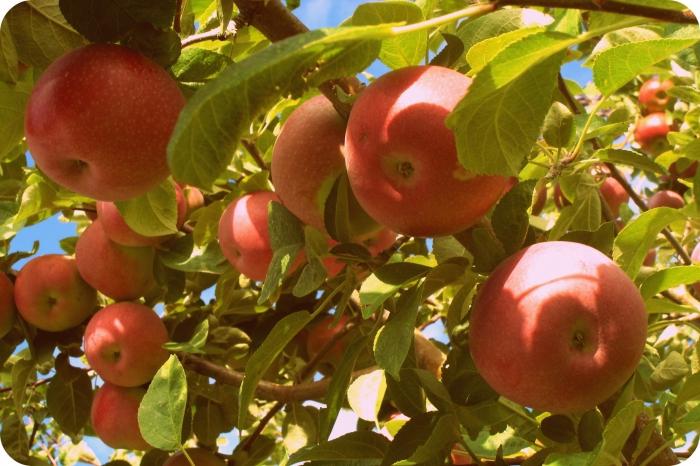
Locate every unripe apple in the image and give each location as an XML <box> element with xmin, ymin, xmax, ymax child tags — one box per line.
<box><xmin>634</xmin><ymin>112</ymin><xmax>670</xmax><ymax>154</ymax></box>
<box><xmin>0</xmin><ymin>273</ymin><xmax>16</xmax><ymax>338</ymax></box>
<box><xmin>84</xmin><ymin>302</ymin><xmax>169</xmax><ymax>387</ymax></box>
<box><xmin>272</xmin><ymin>95</ymin><xmax>378</xmax><ymax>237</ymax></box>
<box><xmin>639</xmin><ymin>78</ymin><xmax>674</xmax><ymax>112</ymax></box>
<box><xmin>469</xmin><ymin>241</ymin><xmax>647</xmax><ymax>413</ymax></box>
<box><xmin>345</xmin><ymin>65</ymin><xmax>511</xmax><ymax>237</ymax></box>
<box><xmin>75</xmin><ymin>221</ymin><xmax>157</xmax><ymax>300</ymax></box>
<box><xmin>305</xmin><ymin>314</ymin><xmax>351</xmax><ymax>367</ymax></box>
<box><xmin>648</xmin><ymin>190</ymin><xmax>684</xmax><ymax>209</ymax></box>
<box><xmin>96</xmin><ymin>183</ymin><xmax>187</xmax><ymax>247</ymax></box>
<box><xmin>599</xmin><ymin>177</ymin><xmax>628</xmax><ymax>218</ymax></box>
<box><xmin>24</xmin><ymin>44</ymin><xmax>185</xmax><ymax>201</ymax></box>
<box><xmin>163</xmin><ymin>448</ymin><xmax>225</xmax><ymax>466</ymax></box>
<box><xmin>14</xmin><ymin>255</ymin><xmax>97</xmax><ymax>332</ymax></box>
<box><xmin>91</xmin><ymin>383</ymin><xmax>150</xmax><ymax>450</ymax></box>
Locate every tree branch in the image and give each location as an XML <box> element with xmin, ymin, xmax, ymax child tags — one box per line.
<box><xmin>497</xmin><ymin>0</ymin><xmax>696</xmax><ymax>24</ymax></box>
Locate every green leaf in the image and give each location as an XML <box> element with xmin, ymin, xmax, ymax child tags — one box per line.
<box><xmin>259</xmin><ymin>202</ymin><xmax>305</xmax><ymax>303</ymax></box>
<box><xmin>289</xmin><ymin>431</ymin><xmax>389</xmax><ymax>464</ymax></box>
<box><xmin>588</xmin><ymin>400</ymin><xmax>644</xmax><ymax>466</ymax></box>
<box><xmin>0</xmin><ymin>78</ymin><xmax>30</xmax><ymax>160</ymax></box>
<box><xmin>238</xmin><ymin>311</ymin><xmax>312</xmax><ymax>427</ymax></box>
<box><xmin>374</xmin><ymin>282</ymin><xmax>423</xmax><ymax>379</ymax></box>
<box><xmin>676</xmin><ymin>403</ymin><xmax>700</xmax><ymax>434</ymax></box>
<box><xmin>59</xmin><ymin>0</ymin><xmax>176</xmax><ymax>42</ymax></box>
<box><xmin>5</xmin><ymin>0</ymin><xmax>87</xmax><ymax>70</ymax></box>
<box><xmin>543</xmin><ymin>452</ymin><xmax>593</xmax><ymax>465</ymax></box>
<box><xmin>11</xmin><ymin>358</ymin><xmax>35</xmax><ymax>415</ymax></box>
<box><xmin>549</xmin><ymin>185</ymin><xmax>601</xmax><ymax>240</ymax></box>
<box><xmin>393</xmin><ymin>414</ymin><xmax>460</xmax><ymax>465</ymax></box>
<box><xmin>0</xmin><ymin>412</ymin><xmax>29</xmax><ymax>463</ymax></box>
<box><xmin>593</xmin><ymin>26</ymin><xmax>700</xmax><ymax>96</ymax></box>
<box><xmin>560</xmin><ymin>222</ymin><xmax>616</xmax><ymax>256</ymax></box>
<box><xmin>650</xmin><ymin>351</ymin><xmax>688</xmax><ymax>391</ymax></box>
<box><xmin>293</xmin><ymin>227</ymin><xmax>329</xmax><ymax>297</ymax></box>
<box><xmin>163</xmin><ymin>319</ymin><xmax>209</xmax><ymax>354</ymax></box>
<box><xmin>543</xmin><ymin>102</ymin><xmax>575</xmax><ymax>148</ymax></box>
<box><xmin>115</xmin><ymin>181</ymin><xmax>179</xmax><ymax>236</ymax></box>
<box><xmin>122</xmin><ymin>25</ymin><xmax>181</xmax><ymax>68</ymax></box>
<box><xmin>46</xmin><ymin>360</ymin><xmax>92</xmax><ymax>437</ymax></box>
<box><xmin>0</xmin><ymin>25</ymin><xmax>19</xmax><ymax>83</ymax></box>
<box><xmin>168</xmin><ymin>26</ymin><xmax>387</xmax><ymax>188</ymax></box>
<box><xmin>159</xmin><ymin>235</ymin><xmax>228</xmax><ymax>274</ymax></box>
<box><xmin>640</xmin><ymin>266</ymin><xmax>700</xmax><ymax>299</ymax></box>
<box><xmin>172</xmin><ymin>47</ymin><xmax>232</xmax><ymax>83</ymax></box>
<box><xmin>492</xmin><ymin>180</ymin><xmax>535</xmax><ymax>254</ymax></box>
<box><xmin>577</xmin><ymin>410</ymin><xmax>604</xmax><ymax>452</ymax></box>
<box><xmin>677</xmin><ymin>371</ymin><xmax>700</xmax><ymax>404</ymax></box>
<box><xmin>352</xmin><ymin>1</ymin><xmax>426</xmax><ymax>69</ymax></box>
<box><xmin>320</xmin><ymin>336</ymin><xmax>368</xmax><ymax>440</ymax></box>
<box><xmin>447</xmin><ymin>33</ymin><xmax>567</xmax><ymax>176</ymax></box>
<box><xmin>192</xmin><ymin>396</ymin><xmax>233</xmax><ymax>447</ymax></box>
<box><xmin>283</xmin><ymin>403</ymin><xmax>317</xmax><ymax>454</ymax></box>
<box><xmin>613</xmin><ymin>207</ymin><xmax>686</xmax><ymax>279</ymax></box>
<box><xmin>347</xmin><ymin>369</ymin><xmax>386</xmax><ymax>422</ymax></box>
<box><xmin>593</xmin><ymin>149</ymin><xmax>665</xmax><ymax>174</ymax></box>
<box><xmin>467</xmin><ymin>27</ymin><xmax>544</xmax><ymax>74</ymax></box>
<box><xmin>138</xmin><ymin>355</ymin><xmax>188</xmax><ymax>451</ymax></box>
<box><xmin>540</xmin><ymin>415</ymin><xmax>576</xmax><ymax>444</ymax></box>
<box><xmin>360</xmin><ymin>262</ymin><xmax>430</xmax><ymax>318</ymax></box>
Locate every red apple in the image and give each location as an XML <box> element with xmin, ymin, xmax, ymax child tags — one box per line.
<box><xmin>163</xmin><ymin>449</ymin><xmax>225</xmax><ymax>466</ymax></box>
<box><xmin>0</xmin><ymin>273</ymin><xmax>16</xmax><ymax>338</ymax></box>
<box><xmin>14</xmin><ymin>255</ymin><xmax>97</xmax><ymax>332</ymax></box>
<box><xmin>599</xmin><ymin>177</ymin><xmax>629</xmax><ymax>218</ymax></box>
<box><xmin>96</xmin><ymin>183</ymin><xmax>187</xmax><ymax>247</ymax></box>
<box><xmin>669</xmin><ymin>160</ymin><xmax>697</xmax><ymax>179</ymax></box>
<box><xmin>345</xmin><ymin>65</ymin><xmax>510</xmax><ymax>237</ymax></box>
<box><xmin>634</xmin><ymin>112</ymin><xmax>670</xmax><ymax>154</ymax></box>
<box><xmin>450</xmin><ymin>445</ymin><xmax>473</xmax><ymax>465</ymax></box>
<box><xmin>84</xmin><ymin>302</ymin><xmax>169</xmax><ymax>387</ymax></box>
<box><xmin>648</xmin><ymin>190</ymin><xmax>684</xmax><ymax>209</ymax></box>
<box><xmin>24</xmin><ymin>44</ymin><xmax>185</xmax><ymax>201</ymax></box>
<box><xmin>91</xmin><ymin>383</ymin><xmax>150</xmax><ymax>450</ymax></box>
<box><xmin>469</xmin><ymin>241</ymin><xmax>647</xmax><ymax>413</ymax></box>
<box><xmin>183</xmin><ymin>185</ymin><xmax>205</xmax><ymax>215</ymax></box>
<box><xmin>643</xmin><ymin>249</ymin><xmax>656</xmax><ymax>267</ymax></box>
<box><xmin>639</xmin><ymin>78</ymin><xmax>674</xmax><ymax>112</ymax></box>
<box><xmin>75</xmin><ymin>221</ymin><xmax>157</xmax><ymax>300</ymax></box>
<box><xmin>691</xmin><ymin>244</ymin><xmax>700</xmax><ymax>295</ymax></box>
<box><xmin>305</xmin><ymin>314</ymin><xmax>351</xmax><ymax>366</ymax></box>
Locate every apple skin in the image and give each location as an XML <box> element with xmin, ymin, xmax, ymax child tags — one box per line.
<box><xmin>634</xmin><ymin>112</ymin><xmax>670</xmax><ymax>154</ymax></box>
<box><xmin>669</xmin><ymin>160</ymin><xmax>697</xmax><ymax>179</ymax></box>
<box><xmin>84</xmin><ymin>302</ymin><xmax>169</xmax><ymax>387</ymax></box>
<box><xmin>14</xmin><ymin>255</ymin><xmax>97</xmax><ymax>332</ymax></box>
<box><xmin>648</xmin><ymin>190</ymin><xmax>684</xmax><ymax>209</ymax></box>
<box><xmin>24</xmin><ymin>44</ymin><xmax>185</xmax><ymax>201</ymax></box>
<box><xmin>218</xmin><ymin>191</ymin><xmax>280</xmax><ymax>281</ymax></box>
<box><xmin>643</xmin><ymin>249</ymin><xmax>656</xmax><ymax>267</ymax></box>
<box><xmin>691</xmin><ymin>244</ymin><xmax>700</xmax><ymax>295</ymax></box>
<box><xmin>97</xmin><ymin>183</ymin><xmax>187</xmax><ymax>247</ymax></box>
<box><xmin>91</xmin><ymin>383</ymin><xmax>150</xmax><ymax>450</ymax></box>
<box><xmin>639</xmin><ymin>78</ymin><xmax>673</xmax><ymax>112</ymax></box>
<box><xmin>183</xmin><ymin>185</ymin><xmax>205</xmax><ymax>215</ymax></box>
<box><xmin>469</xmin><ymin>241</ymin><xmax>647</xmax><ymax>414</ymax></box>
<box><xmin>345</xmin><ymin>65</ymin><xmax>510</xmax><ymax>237</ymax></box>
<box><xmin>450</xmin><ymin>445</ymin><xmax>473</xmax><ymax>465</ymax></box>
<box><xmin>599</xmin><ymin>177</ymin><xmax>628</xmax><ymax>218</ymax></box>
<box><xmin>305</xmin><ymin>314</ymin><xmax>351</xmax><ymax>366</ymax></box>
<box><xmin>75</xmin><ymin>221</ymin><xmax>157</xmax><ymax>300</ymax></box>
<box><xmin>0</xmin><ymin>273</ymin><xmax>16</xmax><ymax>338</ymax></box>
<box><xmin>163</xmin><ymin>448</ymin><xmax>225</xmax><ymax>466</ymax></box>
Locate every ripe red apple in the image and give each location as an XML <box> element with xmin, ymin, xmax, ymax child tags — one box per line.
<box><xmin>669</xmin><ymin>160</ymin><xmax>697</xmax><ymax>179</ymax></box>
<box><xmin>634</xmin><ymin>112</ymin><xmax>670</xmax><ymax>154</ymax></box>
<box><xmin>163</xmin><ymin>449</ymin><xmax>225</xmax><ymax>466</ymax></box>
<box><xmin>639</xmin><ymin>78</ymin><xmax>674</xmax><ymax>112</ymax></box>
<box><xmin>0</xmin><ymin>273</ymin><xmax>16</xmax><ymax>338</ymax></box>
<box><xmin>84</xmin><ymin>302</ymin><xmax>169</xmax><ymax>387</ymax></box>
<box><xmin>272</xmin><ymin>95</ymin><xmax>347</xmax><ymax>232</ymax></box>
<box><xmin>218</xmin><ymin>191</ymin><xmax>280</xmax><ymax>281</ymax></box>
<box><xmin>599</xmin><ymin>177</ymin><xmax>628</xmax><ymax>218</ymax></box>
<box><xmin>91</xmin><ymin>383</ymin><xmax>150</xmax><ymax>450</ymax></box>
<box><xmin>96</xmin><ymin>183</ymin><xmax>187</xmax><ymax>247</ymax></box>
<box><xmin>450</xmin><ymin>445</ymin><xmax>473</xmax><ymax>465</ymax></box>
<box><xmin>691</xmin><ymin>244</ymin><xmax>700</xmax><ymax>295</ymax></box>
<box><xmin>648</xmin><ymin>190</ymin><xmax>684</xmax><ymax>209</ymax></box>
<box><xmin>75</xmin><ymin>221</ymin><xmax>156</xmax><ymax>300</ymax></box>
<box><xmin>14</xmin><ymin>255</ymin><xmax>97</xmax><ymax>332</ymax></box>
<box><xmin>24</xmin><ymin>44</ymin><xmax>185</xmax><ymax>201</ymax></box>
<box><xmin>305</xmin><ymin>314</ymin><xmax>351</xmax><ymax>366</ymax></box>
<box><xmin>182</xmin><ymin>185</ymin><xmax>205</xmax><ymax>215</ymax></box>
<box><xmin>345</xmin><ymin>65</ymin><xmax>510</xmax><ymax>237</ymax></box>
<box><xmin>469</xmin><ymin>241</ymin><xmax>647</xmax><ymax>413</ymax></box>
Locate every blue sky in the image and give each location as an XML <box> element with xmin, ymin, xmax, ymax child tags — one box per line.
<box><xmin>10</xmin><ymin>2</ymin><xmax>594</xmax><ymax>464</ymax></box>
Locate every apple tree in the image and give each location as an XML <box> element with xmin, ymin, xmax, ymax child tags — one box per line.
<box><xmin>0</xmin><ymin>0</ymin><xmax>699</xmax><ymax>465</ymax></box>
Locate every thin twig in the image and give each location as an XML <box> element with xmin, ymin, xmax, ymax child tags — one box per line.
<box><xmin>240</xmin><ymin>139</ymin><xmax>269</xmax><ymax>173</ymax></box>
<box><xmin>174</xmin><ymin>0</ymin><xmax>183</xmax><ymax>34</ymax></box>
